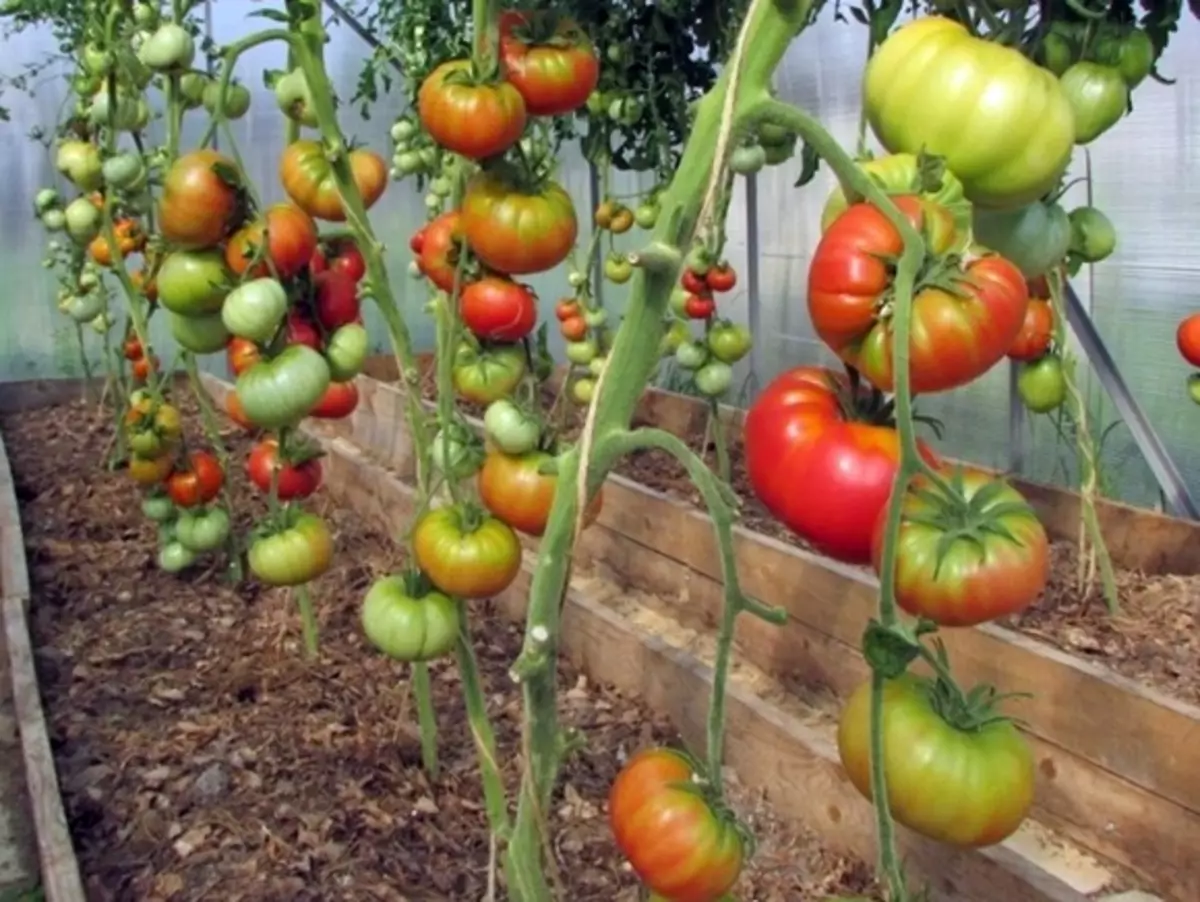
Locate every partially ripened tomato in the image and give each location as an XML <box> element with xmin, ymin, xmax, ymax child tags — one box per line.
<box><xmin>129</xmin><ymin>452</ymin><xmax>174</xmax><ymax>485</ymax></box>
<box><xmin>837</xmin><ymin>674</ymin><xmax>1034</xmax><ymax>847</ymax></box>
<box><xmin>1008</xmin><ymin>298</ymin><xmax>1053</xmax><ymax>361</ymax></box>
<box><xmin>478</xmin><ymin>449</ymin><xmax>602</xmax><ymax>537</ymax></box>
<box><xmin>132</xmin><ymin>354</ymin><xmax>159</xmax><ymax>382</ymax></box>
<box><xmin>411</xmin><ymin>505</ymin><xmax>522</xmax><ymax>599</ymax></box>
<box><xmin>461</xmin><ymin>169</ymin><xmax>577</xmax><ymax>275</ymax></box>
<box><xmin>872</xmin><ymin>466</ymin><xmax>1049</xmax><ymax>626</ymax></box>
<box><xmin>280</xmin><ymin>139</ymin><xmax>387</xmax><ymax>222</ymax></box>
<box><xmin>609</xmin><ymin>748</ymin><xmax>744</xmax><ymax>902</ymax></box>
<box><xmin>452</xmin><ymin>343</ymin><xmax>527</xmax><ymax>405</ymax></box>
<box><xmin>248</xmin><ymin>513</ymin><xmax>333</xmax><ymax>587</ymax></box>
<box><xmin>1177</xmin><ymin>313</ymin><xmax>1200</xmax><ymax>367</ymax></box>
<box><xmin>227</xmin><ymin>337</ymin><xmax>261</xmax><ymax>375</ymax></box>
<box><xmin>158</xmin><ymin>149</ymin><xmax>242</xmax><ymax>248</ymax></box>
<box><xmin>224</xmin><ymin>203</ymin><xmax>318</xmax><ymax>279</ymax></box>
<box><xmin>309</xmin><ymin>380</ymin><xmax>360</xmax><ymax>419</ymax></box>
<box><xmin>864</xmin><ymin>17</ymin><xmax>1074</xmax><ymax>209</ymax></box>
<box><xmin>88</xmin><ymin>218</ymin><xmax>145</xmax><ymax>266</ymax></box>
<box><xmin>246</xmin><ymin>437</ymin><xmax>323</xmax><ymax>500</ymax></box>
<box><xmin>743</xmin><ymin>366</ymin><xmax>938</xmax><ymax>564</ymax></box>
<box><xmin>418</xmin><ymin>211</ymin><xmax>464</xmax><ymax>292</ymax></box>
<box><xmin>460</xmin><ymin>277</ymin><xmax>538</xmax><ymax>342</ymax></box>
<box><xmin>809</xmin><ymin>196</ymin><xmax>1029</xmax><ymax>394</ymax></box>
<box><xmin>498</xmin><ymin>11</ymin><xmax>599</xmax><ymax>117</ymax></box>
<box><xmin>417</xmin><ymin>59</ymin><xmax>527</xmax><ymax>160</ymax></box>
<box><xmin>166</xmin><ymin>450</ymin><xmax>224</xmax><ymax>508</ymax></box>
<box><xmin>225</xmin><ymin>390</ymin><xmax>255</xmax><ymax>430</ymax></box>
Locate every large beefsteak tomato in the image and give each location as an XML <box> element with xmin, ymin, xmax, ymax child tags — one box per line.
<box><xmin>743</xmin><ymin>366</ymin><xmax>937</xmax><ymax>564</ymax></box>
<box><xmin>863</xmin><ymin>16</ymin><xmax>1075</xmax><ymax>209</ymax></box>
<box><xmin>158</xmin><ymin>149</ymin><xmax>242</xmax><ymax>248</ymax></box>
<box><xmin>411</xmin><ymin>505</ymin><xmax>522</xmax><ymax>599</ymax></box>
<box><xmin>279</xmin><ymin>139</ymin><xmax>387</xmax><ymax>222</ymax></box>
<box><xmin>461</xmin><ymin>167</ymin><xmax>577</xmax><ymax>275</ymax></box>
<box><xmin>478</xmin><ymin>449</ymin><xmax>602</xmax><ymax>537</ymax></box>
<box><xmin>460</xmin><ymin>277</ymin><xmax>537</xmax><ymax>342</ymax></box>
<box><xmin>808</xmin><ymin>196</ymin><xmax>1029</xmax><ymax>394</ymax></box>
<box><xmin>224</xmin><ymin>203</ymin><xmax>317</xmax><ymax>279</ymax></box>
<box><xmin>498</xmin><ymin>11</ymin><xmax>599</xmax><ymax>117</ymax></box>
<box><xmin>417</xmin><ymin>59</ymin><xmax>527</xmax><ymax>160</ymax></box>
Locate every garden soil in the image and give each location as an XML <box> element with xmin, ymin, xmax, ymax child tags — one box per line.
<box><xmin>0</xmin><ymin>400</ymin><xmax>877</xmax><ymax>902</ymax></box>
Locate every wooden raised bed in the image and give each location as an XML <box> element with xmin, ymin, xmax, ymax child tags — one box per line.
<box><xmin>280</xmin><ymin>357</ymin><xmax>1200</xmax><ymax>902</ymax></box>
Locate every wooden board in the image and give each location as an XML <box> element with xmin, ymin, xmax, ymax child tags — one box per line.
<box><xmin>0</xmin><ymin>432</ymin><xmax>87</xmax><ymax>902</ymax></box>
<box><xmin>308</xmin><ymin>426</ymin><xmax>1106</xmax><ymax>902</ymax></box>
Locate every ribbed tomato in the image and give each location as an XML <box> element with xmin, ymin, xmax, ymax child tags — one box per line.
<box><xmin>417</xmin><ymin>59</ymin><xmax>527</xmax><ymax>160</ymax></box>
<box><xmin>743</xmin><ymin>366</ymin><xmax>938</xmax><ymax>564</ymax></box>
<box><xmin>498</xmin><ymin>11</ymin><xmax>599</xmax><ymax>117</ymax></box>
<box><xmin>246</xmin><ymin>437</ymin><xmax>323</xmax><ymax>500</ymax></box>
<box><xmin>461</xmin><ymin>169</ymin><xmax>577</xmax><ymax>275</ymax></box>
<box><xmin>158</xmin><ymin>150</ymin><xmax>242</xmax><ymax>248</ymax></box>
<box><xmin>166</xmin><ymin>450</ymin><xmax>224</xmax><ymax>508</ymax></box>
<box><xmin>460</xmin><ymin>277</ymin><xmax>538</xmax><ymax>342</ymax></box>
<box><xmin>313</xmin><ymin>269</ymin><xmax>361</xmax><ymax>330</ymax></box>
<box><xmin>808</xmin><ymin>196</ymin><xmax>1029</xmax><ymax>394</ymax></box>
<box><xmin>225</xmin><ymin>203</ymin><xmax>317</xmax><ymax>279</ymax></box>
<box><xmin>418</xmin><ymin>211</ymin><xmax>464</xmax><ymax>292</ymax></box>
<box><xmin>280</xmin><ymin>139</ymin><xmax>387</xmax><ymax>222</ymax></box>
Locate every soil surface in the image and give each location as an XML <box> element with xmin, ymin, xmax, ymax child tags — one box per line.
<box><xmin>426</xmin><ymin>376</ymin><xmax>1200</xmax><ymax>706</ymax></box>
<box><xmin>1</xmin><ymin>399</ymin><xmax>876</xmax><ymax>902</ymax></box>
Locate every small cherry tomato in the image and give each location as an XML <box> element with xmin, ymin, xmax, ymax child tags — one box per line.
<box><xmin>706</xmin><ymin>263</ymin><xmax>737</xmax><ymax>293</ymax></box>
<box><xmin>560</xmin><ymin>315</ymin><xmax>588</xmax><ymax>342</ymax></box>
<box><xmin>684</xmin><ymin>293</ymin><xmax>716</xmax><ymax>320</ymax></box>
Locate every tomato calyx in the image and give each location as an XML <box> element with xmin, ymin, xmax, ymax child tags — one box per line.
<box><xmin>830</xmin><ymin>366</ymin><xmax>903</xmax><ymax>427</ymax></box>
<box><xmin>502</xmin><ymin>9</ymin><xmax>585</xmax><ymax>47</ymax></box>
<box><xmin>278</xmin><ymin>431</ymin><xmax>325</xmax><ymax>467</ymax></box>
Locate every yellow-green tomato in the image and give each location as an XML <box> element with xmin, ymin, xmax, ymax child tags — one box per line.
<box><xmin>588</xmin><ymin>356</ymin><xmax>606</xmax><ymax>377</ymax></box>
<box><xmin>604</xmin><ymin>255</ymin><xmax>633</xmax><ymax>284</ymax></box>
<box><xmin>158</xmin><ymin>541</ymin><xmax>197</xmax><ymax>573</ymax></box>
<box><xmin>483</xmin><ymin>399</ymin><xmax>541</xmax><ymax>455</ymax></box>
<box><xmin>864</xmin><ymin>17</ymin><xmax>1075</xmax><ymax>209</ymax></box>
<box><xmin>694</xmin><ymin>361</ymin><xmax>733</xmax><ymax>396</ymax></box>
<box><xmin>707</xmin><ymin>322</ymin><xmax>752</xmax><ymax>364</ymax></box>
<box><xmin>56</xmin><ymin>139</ymin><xmax>103</xmax><ymax>190</ymax></box>
<box><xmin>1067</xmin><ymin>206</ymin><xmax>1117</xmax><ymax>263</ymax></box>
<box><xmin>361</xmin><ymin>578</ymin><xmax>460</xmax><ymax>663</ymax></box>
<box><xmin>572</xmin><ymin>377</ymin><xmax>595</xmax><ymax>404</ymax></box>
<box><xmin>1059</xmin><ymin>62</ymin><xmax>1128</xmax><ymax>145</ymax></box>
<box><xmin>565</xmin><ymin>339</ymin><xmax>598</xmax><ymax>366</ymax></box>
<box><xmin>64</xmin><ymin>197</ymin><xmax>101</xmax><ymax>244</ymax></box>
<box><xmin>248</xmin><ymin>514</ymin><xmax>334</xmax><ymax>587</ymax></box>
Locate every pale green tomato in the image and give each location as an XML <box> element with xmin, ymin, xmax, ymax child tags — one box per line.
<box><xmin>674</xmin><ymin>340</ymin><xmax>708</xmax><ymax>370</ymax></box>
<box><xmin>102</xmin><ymin>152</ymin><xmax>147</xmax><ymax>191</ymax></box>
<box><xmin>221</xmin><ymin>278</ymin><xmax>288</xmax><ymax>342</ymax></box>
<box><xmin>34</xmin><ymin>188</ymin><xmax>60</xmax><ymax>214</ymax></box>
<box><xmin>138</xmin><ymin>22</ymin><xmax>195</xmax><ymax>72</ymax></box>
<box><xmin>63</xmin><ymin>292</ymin><xmax>104</xmax><ymax>324</ymax></box>
<box><xmin>1068</xmin><ymin>206</ymin><xmax>1117</xmax><ymax>262</ymax></box>
<box><xmin>566</xmin><ymin>340</ymin><xmax>598</xmax><ymax>365</ymax></box>
<box><xmin>694</xmin><ymin>361</ymin><xmax>733</xmax><ymax>396</ymax></box>
<box><xmin>572</xmin><ymin>378</ymin><xmax>595</xmax><ymax>404</ymax></box>
<box><xmin>55</xmin><ymin>140</ymin><xmax>103</xmax><ymax>190</ymax></box>
<box><xmin>236</xmin><ymin>345</ymin><xmax>331</xmax><ymax>428</ymax></box>
<box><xmin>483</xmin><ymin>399</ymin><xmax>540</xmax><ymax>455</ymax></box>
<box><xmin>361</xmin><ymin>579</ymin><xmax>460</xmax><ymax>663</ymax></box>
<box><xmin>168</xmin><ymin>310</ymin><xmax>231</xmax><ymax>354</ymax></box>
<box><xmin>325</xmin><ymin>323</ymin><xmax>369</xmax><ymax>382</ymax></box>
<box><xmin>158</xmin><ymin>541</ymin><xmax>198</xmax><ymax>573</ymax></box>
<box><xmin>64</xmin><ymin>197</ymin><xmax>101</xmax><ymax>244</ymax></box>
<box><xmin>973</xmin><ymin>201</ymin><xmax>1071</xmax><ymax>279</ymax></box>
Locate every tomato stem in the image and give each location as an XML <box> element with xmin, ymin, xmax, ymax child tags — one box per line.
<box><xmin>411</xmin><ymin>661</ymin><xmax>440</xmax><ymax>779</ymax></box>
<box><xmin>294</xmin><ymin>583</ymin><xmax>320</xmax><ymax>659</ymax></box>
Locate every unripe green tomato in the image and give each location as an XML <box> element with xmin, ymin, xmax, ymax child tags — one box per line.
<box><xmin>586</xmin><ymin>91</ymin><xmax>606</xmax><ymax>115</ymax></box>
<box><xmin>684</xmin><ymin>246</ymin><xmax>711</xmax><ymax>275</ymax></box>
<box><xmin>588</xmin><ymin>356</ymin><xmax>607</xmax><ymax>377</ymax></box>
<box><xmin>567</xmin><ymin>270</ymin><xmax>587</xmax><ymax>288</ymax></box>
<box><xmin>669</xmin><ymin>287</ymin><xmax>690</xmax><ymax>317</ymax></box>
<box><xmin>694</xmin><ymin>360</ymin><xmax>733</xmax><ymax>396</ymax></box>
<box><xmin>675</xmin><ymin>340</ymin><xmax>708</xmax><ymax>370</ymax></box>
<box><xmin>133</xmin><ymin>2</ymin><xmax>159</xmax><ymax>27</ymax></box>
<box><xmin>418</xmin><ymin>147</ymin><xmax>438</xmax><ymax>169</ymax></box>
<box><xmin>729</xmin><ymin>144</ymin><xmax>767</xmax><ymax>175</ymax></box>
<box><xmin>1187</xmin><ymin>373</ymin><xmax>1200</xmax><ymax>406</ymax></box>
<box><xmin>430</xmin><ymin>176</ymin><xmax>452</xmax><ymax>197</ymax></box>
<box><xmin>634</xmin><ymin>203</ymin><xmax>659</xmax><ymax>229</ymax></box>
<box><xmin>41</xmin><ymin>209</ymin><xmax>65</xmax><ymax>231</ymax></box>
<box><xmin>78</xmin><ymin>270</ymin><xmax>99</xmax><ymax>291</ymax></box>
<box><xmin>566</xmin><ymin>339</ymin><xmax>598</xmax><ymax>365</ymax></box>
<box><xmin>1068</xmin><ymin>206</ymin><xmax>1117</xmax><ymax>262</ymax></box>
<box><xmin>572</xmin><ymin>378</ymin><xmax>595</xmax><ymax>404</ymax></box>
<box><xmin>34</xmin><ymin>188</ymin><xmax>60</xmax><ymax>214</ymax></box>
<box><xmin>659</xmin><ymin>319</ymin><xmax>691</xmax><ymax>357</ymax></box>
<box><xmin>391</xmin><ymin>119</ymin><xmax>417</xmax><ymax>142</ymax></box>
<box><xmin>394</xmin><ymin>150</ymin><xmax>423</xmax><ymax>174</ymax></box>
<box><xmin>424</xmin><ymin>193</ymin><xmax>442</xmax><ymax>211</ymax></box>
<box><xmin>584</xmin><ymin>308</ymin><xmax>609</xmax><ymax>328</ymax></box>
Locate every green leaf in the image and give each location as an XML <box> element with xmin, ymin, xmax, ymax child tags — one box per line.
<box><xmin>250</xmin><ymin>8</ymin><xmax>292</xmax><ymax>22</ymax></box>
<box><xmin>792</xmin><ymin>141</ymin><xmax>820</xmax><ymax>187</ymax></box>
<box><xmin>861</xmin><ymin>619</ymin><xmax>922</xmax><ymax>679</ymax></box>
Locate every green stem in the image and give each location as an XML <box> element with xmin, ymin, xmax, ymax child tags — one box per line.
<box><xmin>708</xmin><ymin>398</ymin><xmax>731</xmax><ymax>485</ymax></box>
<box><xmin>73</xmin><ymin>323</ymin><xmax>94</xmax><ymax>392</ymax></box>
<box><xmin>455</xmin><ymin>600</ymin><xmax>511</xmax><ymax>839</ymax></box>
<box><xmin>295</xmin><ymin>583</ymin><xmax>320</xmax><ymax>658</ymax></box>
<box><xmin>411</xmin><ymin>661</ymin><xmax>440</xmax><ymax>778</ymax></box>
<box><xmin>199</xmin><ymin>29</ymin><xmax>295</xmax><ymax>149</ymax></box>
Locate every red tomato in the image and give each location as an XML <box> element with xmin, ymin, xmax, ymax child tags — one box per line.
<box><xmin>224</xmin><ymin>203</ymin><xmax>318</xmax><ymax>279</ymax></box>
<box><xmin>417</xmin><ymin>59</ymin><xmax>527</xmax><ymax>160</ymax></box>
<box><xmin>166</xmin><ymin>450</ymin><xmax>224</xmax><ymax>508</ymax></box>
<box><xmin>123</xmin><ymin>336</ymin><xmax>143</xmax><ymax>361</ymax></box>
<box><xmin>409</xmin><ymin>228</ymin><xmax>426</xmax><ymax>256</ymax></box>
<box><xmin>680</xmin><ymin>269</ymin><xmax>707</xmax><ymax>294</ymax></box>
<box><xmin>313</xmin><ymin>270</ymin><xmax>361</xmax><ymax>331</ymax></box>
<box><xmin>247</xmin><ymin>438</ymin><xmax>323</xmax><ymax>500</ymax></box>
<box><xmin>226</xmin><ymin>337</ymin><xmax>261</xmax><ymax>376</ymax></box>
<box><xmin>871</xmin><ymin>466</ymin><xmax>1049</xmax><ymax>626</ymax></box>
<box><xmin>499</xmin><ymin>11</ymin><xmax>599</xmax><ymax>116</ymax></box>
<box><xmin>1008</xmin><ymin>298</ymin><xmax>1054</xmax><ymax>361</ymax></box>
<box><xmin>808</xmin><ymin>196</ymin><xmax>1029</xmax><ymax>394</ymax></box>
<box><xmin>560</xmin><ymin>315</ymin><xmax>587</xmax><ymax>341</ymax></box>
<box><xmin>310</xmin><ymin>380</ymin><xmax>359</xmax><ymax>419</ymax></box>
<box><xmin>461</xmin><ymin>171</ymin><xmax>577</xmax><ymax>275</ymax></box>
<box><xmin>329</xmin><ymin>240</ymin><xmax>366</xmax><ymax>282</ymax></box>
<box><xmin>555</xmin><ymin>299</ymin><xmax>579</xmax><ymax>321</ymax></box>
<box><xmin>309</xmin><ymin>247</ymin><xmax>328</xmax><ymax>275</ymax></box>
<box><xmin>158</xmin><ymin>150</ymin><xmax>242</xmax><ymax>249</ymax></box>
<box><xmin>609</xmin><ymin>748</ymin><xmax>744</xmax><ymax>902</ymax></box>
<box><xmin>743</xmin><ymin>366</ymin><xmax>938</xmax><ymax>564</ymax></box>
<box><xmin>1177</xmin><ymin>313</ymin><xmax>1200</xmax><ymax>367</ymax></box>
<box><xmin>419</xmin><ymin>211</ymin><xmax>464</xmax><ymax>292</ymax></box>
<box><xmin>286</xmin><ymin>312</ymin><xmax>323</xmax><ymax>350</ymax></box>
<box><xmin>478</xmin><ymin>450</ymin><xmax>602</xmax><ymax>537</ymax></box>
<box><xmin>684</xmin><ymin>293</ymin><xmax>716</xmax><ymax>319</ymax></box>
<box><xmin>132</xmin><ymin>354</ymin><xmax>159</xmax><ymax>382</ymax></box>
<box><xmin>706</xmin><ymin>263</ymin><xmax>737</xmax><ymax>292</ymax></box>
<box><xmin>460</xmin><ymin>277</ymin><xmax>538</xmax><ymax>342</ymax></box>
<box><xmin>225</xmin><ymin>391</ymin><xmax>255</xmax><ymax>430</ymax></box>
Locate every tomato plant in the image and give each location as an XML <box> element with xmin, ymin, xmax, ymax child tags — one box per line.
<box><xmin>460</xmin><ymin>277</ymin><xmax>538</xmax><ymax>342</ymax></box>
<box><xmin>411</xmin><ymin>505</ymin><xmax>522</xmax><ymax>600</ymax></box>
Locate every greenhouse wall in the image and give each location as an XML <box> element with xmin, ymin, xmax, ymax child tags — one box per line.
<box><xmin>2</xmin><ymin>0</ymin><xmax>1198</xmax><ymax>510</ymax></box>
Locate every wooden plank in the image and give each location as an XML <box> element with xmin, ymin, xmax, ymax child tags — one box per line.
<box><xmin>0</xmin><ymin>378</ymin><xmax>96</xmax><ymax>414</ymax></box>
<box><xmin>0</xmin><ymin>432</ymin><xmax>87</xmax><ymax>902</ymax></box>
<box><xmin>573</xmin><ymin>522</ymin><xmax>1200</xmax><ymax>901</ymax></box>
<box><xmin>309</xmin><ymin>427</ymin><xmax>1103</xmax><ymax>902</ymax></box>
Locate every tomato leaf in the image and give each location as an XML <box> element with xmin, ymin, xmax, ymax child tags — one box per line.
<box><xmin>792</xmin><ymin>141</ymin><xmax>820</xmax><ymax>188</ymax></box>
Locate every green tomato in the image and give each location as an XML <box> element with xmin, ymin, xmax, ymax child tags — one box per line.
<box><xmin>361</xmin><ymin>579</ymin><xmax>459</xmax><ymax>663</ymax></box>
<box><xmin>451</xmin><ymin>343</ymin><xmax>526</xmax><ymax>405</ymax></box>
<box><xmin>326</xmin><ymin>323</ymin><xmax>369</xmax><ymax>382</ymax></box>
<box><xmin>757</xmin><ymin>122</ymin><xmax>794</xmax><ymax>147</ymax></box>
<box><xmin>634</xmin><ymin>202</ymin><xmax>659</xmax><ymax>229</ymax></box>
<box><xmin>158</xmin><ymin>541</ymin><xmax>198</xmax><ymax>573</ymax></box>
<box><xmin>157</xmin><ymin>249</ymin><xmax>233</xmax><ymax>316</ymax></box>
<box><xmin>275</xmin><ymin>69</ymin><xmax>317</xmax><ymax>127</ymax></box>
<box><xmin>1038</xmin><ymin>30</ymin><xmax>1075</xmax><ymax>76</ymax></box>
<box><xmin>584</xmin><ymin>308</ymin><xmax>609</xmax><ymax>328</ymax></box>
<box><xmin>694</xmin><ymin>361</ymin><xmax>733</xmax><ymax>397</ymax></box>
<box><xmin>865</xmin><ymin>17</ymin><xmax>1075</xmax><ymax>208</ymax></box>
<box><xmin>141</xmin><ymin>494</ymin><xmax>176</xmax><ymax>522</ymax></box>
<box><xmin>133</xmin><ymin>2</ymin><xmax>159</xmax><ymax>27</ymax></box>
<box><xmin>1068</xmin><ymin>206</ymin><xmax>1117</xmax><ymax>263</ymax></box>
<box><xmin>391</xmin><ymin>119</ymin><xmax>417</xmax><ymax>142</ymax></box>
<box><xmin>430</xmin><ymin>176</ymin><xmax>453</xmax><ymax>197</ymax></box>
<box><xmin>484</xmin><ymin>399</ymin><xmax>541</xmax><ymax>455</ymax></box>
<box><xmin>1113</xmin><ymin>30</ymin><xmax>1155</xmax><ymax>88</ymax></box>
<box><xmin>729</xmin><ymin>144</ymin><xmax>766</xmax><ymax>175</ymax></box>
<box><xmin>64</xmin><ymin>197</ymin><xmax>101</xmax><ymax>244</ymax></box>
<box><xmin>394</xmin><ymin>151</ymin><xmax>423</xmax><ymax>175</ymax></box>
<box><xmin>178</xmin><ymin>72</ymin><xmax>209</xmax><ymax>109</ymax></box>
<box><xmin>567</xmin><ymin>269</ymin><xmax>587</xmax><ymax>288</ymax></box>
<box><xmin>821</xmin><ymin>152</ymin><xmax>972</xmax><ymax>235</ymax></box>
<box><xmin>221</xmin><ymin>277</ymin><xmax>288</xmax><ymax>342</ymax></box>
<box><xmin>761</xmin><ymin>141</ymin><xmax>795</xmax><ymax>166</ymax></box>
<box><xmin>81</xmin><ymin>43</ymin><xmax>111</xmax><ymax>76</ymax></box>
<box><xmin>429</xmin><ymin>426</ymin><xmax>485</xmax><ymax>481</ymax></box>
<box><xmin>587</xmin><ymin>356</ymin><xmax>606</xmax><ymax>377</ymax></box>
<box><xmin>168</xmin><ymin>310</ymin><xmax>230</xmax><ymax>354</ymax></box>
<box><xmin>55</xmin><ymin>140</ymin><xmax>103</xmax><ymax>190</ymax></box>
<box><xmin>89</xmin><ymin>312</ymin><xmax>114</xmax><ymax>334</ymax></box>
<box><xmin>175</xmin><ymin>507</ymin><xmax>231</xmax><ymax>553</ymax></box>
<box><xmin>34</xmin><ymin>188</ymin><xmax>60</xmax><ymax>214</ymax></box>
<box><xmin>88</xmin><ymin>89</ymin><xmax>147</xmax><ymax>132</ymax></box>
<box><xmin>571</xmin><ymin>377</ymin><xmax>595</xmax><ymax>404</ymax></box>
<box><xmin>565</xmin><ymin>339</ymin><xmax>598</xmax><ymax>365</ymax></box>
<box><xmin>248</xmin><ymin>514</ymin><xmax>333</xmax><ymax>587</ymax></box>
<box><xmin>668</xmin><ymin>288</ymin><xmax>690</xmax><ymax>318</ymax></box>
<box><xmin>674</xmin><ymin>340</ymin><xmax>709</xmax><ymax>370</ymax></box>
<box><xmin>63</xmin><ymin>291</ymin><xmax>104</xmax><ymax>324</ymax></box>
<box><xmin>707</xmin><ymin>323</ymin><xmax>752</xmax><ymax>364</ymax></box>
<box><xmin>1187</xmin><ymin>373</ymin><xmax>1200</xmax><ymax>406</ymax></box>
<box><xmin>202</xmin><ymin>80</ymin><xmax>251</xmax><ymax>119</ymax></box>
<box><xmin>41</xmin><ymin>209</ymin><xmax>66</xmax><ymax>231</ymax></box>
<box><xmin>659</xmin><ymin>319</ymin><xmax>691</xmax><ymax>357</ymax></box>
<box><xmin>236</xmin><ymin>344</ymin><xmax>332</xmax><ymax>429</ymax></box>
<box><xmin>604</xmin><ymin>256</ymin><xmax>633</xmax><ymax>284</ymax></box>
<box><xmin>102</xmin><ymin>152</ymin><xmax>147</xmax><ymax>191</ymax></box>
<box><xmin>138</xmin><ymin>22</ymin><xmax>194</xmax><ymax>72</ymax></box>
<box><xmin>972</xmin><ymin>200</ymin><xmax>1071</xmax><ymax>279</ymax></box>
<box><xmin>1059</xmin><ymin>62</ymin><xmax>1128</xmax><ymax>145</ymax></box>
<box><xmin>1018</xmin><ymin>355</ymin><xmax>1067</xmax><ymax>413</ymax></box>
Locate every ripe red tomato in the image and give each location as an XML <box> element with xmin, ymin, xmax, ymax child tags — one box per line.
<box><xmin>837</xmin><ymin>674</ymin><xmax>1034</xmax><ymax>847</ymax></box>
<box><xmin>461</xmin><ymin>171</ymin><xmax>578</xmax><ymax>275</ymax></box>
<box><xmin>224</xmin><ymin>203</ymin><xmax>317</xmax><ymax>279</ymax></box>
<box><xmin>123</xmin><ymin>336</ymin><xmax>143</xmax><ymax>360</ymax></box>
<box><xmin>1177</xmin><ymin>313</ymin><xmax>1200</xmax><ymax>367</ymax></box>
<box><xmin>706</xmin><ymin>264</ymin><xmax>737</xmax><ymax>293</ymax></box>
<box><xmin>226</xmin><ymin>337</ymin><xmax>261</xmax><ymax>376</ymax></box>
<box><xmin>809</xmin><ymin>196</ymin><xmax>1029</xmax><ymax>394</ymax></box>
<box><xmin>309</xmin><ymin>247</ymin><xmax>328</xmax><ymax>275</ymax></box>
<box><xmin>280</xmin><ymin>139</ymin><xmax>387</xmax><ymax>222</ymax></box>
<box><xmin>246</xmin><ymin>438</ymin><xmax>323</xmax><ymax>500</ymax></box>
<box><xmin>314</xmin><ymin>270</ymin><xmax>361</xmax><ymax>331</ymax></box>
<box><xmin>309</xmin><ymin>380</ymin><xmax>359</xmax><ymax>419</ymax></box>
<box><xmin>132</xmin><ymin>354</ymin><xmax>159</xmax><ymax>382</ymax></box>
<box><xmin>460</xmin><ymin>277</ymin><xmax>538</xmax><ymax>342</ymax></box>
<box><xmin>328</xmin><ymin>240</ymin><xmax>366</xmax><ymax>283</ymax></box>
<box><xmin>560</xmin><ymin>315</ymin><xmax>587</xmax><ymax>341</ymax></box>
<box><xmin>743</xmin><ymin>366</ymin><xmax>937</xmax><ymax>564</ymax></box>
<box><xmin>684</xmin><ymin>293</ymin><xmax>716</xmax><ymax>319</ymax></box>
<box><xmin>498</xmin><ymin>11</ymin><xmax>599</xmax><ymax>117</ymax></box>
<box><xmin>409</xmin><ymin>229</ymin><xmax>426</xmax><ymax>256</ymax></box>
<box><xmin>680</xmin><ymin>269</ymin><xmax>707</xmax><ymax>294</ymax></box>
<box><xmin>419</xmin><ymin>211</ymin><xmax>464</xmax><ymax>292</ymax></box>
<box><xmin>417</xmin><ymin>59</ymin><xmax>527</xmax><ymax>160</ymax></box>
<box><xmin>478</xmin><ymin>450</ymin><xmax>602</xmax><ymax>537</ymax></box>
<box><xmin>555</xmin><ymin>299</ymin><xmax>579</xmax><ymax>321</ymax></box>
<box><xmin>286</xmin><ymin>312</ymin><xmax>323</xmax><ymax>351</ymax></box>
<box><xmin>609</xmin><ymin>748</ymin><xmax>744</xmax><ymax>902</ymax></box>
<box><xmin>158</xmin><ymin>150</ymin><xmax>242</xmax><ymax>249</ymax></box>
<box><xmin>871</xmin><ymin>466</ymin><xmax>1049</xmax><ymax>626</ymax></box>
<box><xmin>1008</xmin><ymin>297</ymin><xmax>1054</xmax><ymax>361</ymax></box>
<box><xmin>166</xmin><ymin>450</ymin><xmax>224</xmax><ymax>508</ymax></box>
